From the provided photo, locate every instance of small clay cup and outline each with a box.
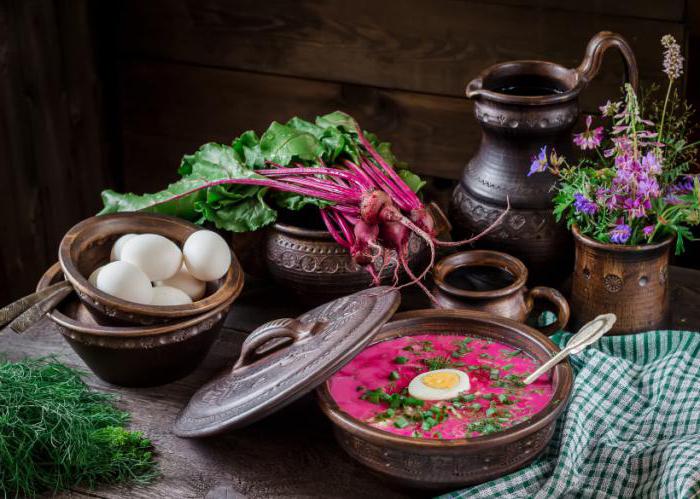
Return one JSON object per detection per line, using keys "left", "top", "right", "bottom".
{"left": 38, "top": 263, "right": 233, "bottom": 387}
{"left": 432, "top": 250, "right": 569, "bottom": 335}
{"left": 59, "top": 213, "right": 244, "bottom": 325}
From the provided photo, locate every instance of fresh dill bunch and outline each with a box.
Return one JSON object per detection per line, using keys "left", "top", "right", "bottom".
{"left": 0, "top": 358, "right": 158, "bottom": 497}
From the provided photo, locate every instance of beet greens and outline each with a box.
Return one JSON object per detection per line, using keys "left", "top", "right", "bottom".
{"left": 100, "top": 111, "right": 505, "bottom": 292}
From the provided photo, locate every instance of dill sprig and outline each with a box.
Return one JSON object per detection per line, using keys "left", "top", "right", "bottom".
{"left": 0, "top": 358, "right": 158, "bottom": 497}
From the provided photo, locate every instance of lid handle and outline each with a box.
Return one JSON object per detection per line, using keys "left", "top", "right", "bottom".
{"left": 232, "top": 318, "right": 323, "bottom": 371}
{"left": 575, "top": 31, "right": 638, "bottom": 91}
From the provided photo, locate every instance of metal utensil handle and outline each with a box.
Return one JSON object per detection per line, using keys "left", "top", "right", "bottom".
{"left": 0, "top": 280, "right": 72, "bottom": 329}
{"left": 523, "top": 313, "right": 617, "bottom": 385}
{"left": 8, "top": 284, "right": 73, "bottom": 334}
{"left": 576, "top": 31, "right": 639, "bottom": 91}
{"left": 524, "top": 348, "right": 570, "bottom": 385}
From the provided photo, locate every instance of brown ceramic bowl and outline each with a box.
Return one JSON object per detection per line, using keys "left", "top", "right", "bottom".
{"left": 317, "top": 308, "right": 573, "bottom": 490}
{"left": 38, "top": 263, "right": 235, "bottom": 387}
{"left": 59, "top": 212, "right": 244, "bottom": 325}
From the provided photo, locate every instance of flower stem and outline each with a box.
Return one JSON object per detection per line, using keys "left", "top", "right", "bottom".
{"left": 658, "top": 78, "right": 674, "bottom": 145}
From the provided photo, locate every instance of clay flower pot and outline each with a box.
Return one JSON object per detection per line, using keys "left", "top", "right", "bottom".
{"left": 570, "top": 226, "right": 672, "bottom": 335}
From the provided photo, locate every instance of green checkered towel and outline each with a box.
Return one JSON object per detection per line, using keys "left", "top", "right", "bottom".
{"left": 441, "top": 330, "right": 700, "bottom": 499}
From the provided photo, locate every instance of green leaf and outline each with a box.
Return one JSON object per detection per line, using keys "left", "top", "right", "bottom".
{"left": 197, "top": 189, "right": 277, "bottom": 232}
{"left": 397, "top": 169, "right": 426, "bottom": 193}
{"left": 98, "top": 178, "right": 205, "bottom": 221}
{"left": 286, "top": 117, "right": 323, "bottom": 138}
{"left": 270, "top": 190, "right": 333, "bottom": 211}
{"left": 260, "top": 122, "right": 323, "bottom": 165}
{"left": 315, "top": 111, "right": 358, "bottom": 132}
{"left": 232, "top": 130, "right": 265, "bottom": 168}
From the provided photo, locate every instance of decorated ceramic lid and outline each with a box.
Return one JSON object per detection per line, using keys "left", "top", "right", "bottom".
{"left": 173, "top": 286, "right": 400, "bottom": 437}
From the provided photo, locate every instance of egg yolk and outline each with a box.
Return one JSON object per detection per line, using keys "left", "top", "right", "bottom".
{"left": 422, "top": 371, "right": 460, "bottom": 390}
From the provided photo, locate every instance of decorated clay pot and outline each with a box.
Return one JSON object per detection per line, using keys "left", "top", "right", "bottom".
{"left": 570, "top": 226, "right": 672, "bottom": 335}
{"left": 450, "top": 31, "right": 638, "bottom": 284}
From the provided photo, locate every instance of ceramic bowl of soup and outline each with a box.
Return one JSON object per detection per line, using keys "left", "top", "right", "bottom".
{"left": 316, "top": 308, "right": 573, "bottom": 490}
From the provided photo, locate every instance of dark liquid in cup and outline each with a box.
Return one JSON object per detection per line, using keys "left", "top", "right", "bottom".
{"left": 491, "top": 75, "right": 566, "bottom": 96}
{"left": 445, "top": 265, "right": 516, "bottom": 292}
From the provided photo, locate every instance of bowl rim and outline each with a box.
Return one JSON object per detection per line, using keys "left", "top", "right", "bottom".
{"left": 432, "top": 250, "right": 528, "bottom": 299}
{"left": 38, "top": 262, "right": 238, "bottom": 337}
{"left": 317, "top": 308, "right": 573, "bottom": 449}
{"left": 58, "top": 213, "right": 244, "bottom": 319}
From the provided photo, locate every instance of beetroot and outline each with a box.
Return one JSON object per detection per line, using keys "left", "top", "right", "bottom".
{"left": 115, "top": 119, "right": 507, "bottom": 299}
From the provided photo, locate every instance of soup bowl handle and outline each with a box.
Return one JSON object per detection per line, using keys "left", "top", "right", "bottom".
{"left": 575, "top": 31, "right": 639, "bottom": 91}
{"left": 526, "top": 286, "right": 570, "bottom": 335}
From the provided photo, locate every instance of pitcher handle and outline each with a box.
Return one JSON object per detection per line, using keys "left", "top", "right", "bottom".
{"left": 576, "top": 31, "right": 638, "bottom": 91}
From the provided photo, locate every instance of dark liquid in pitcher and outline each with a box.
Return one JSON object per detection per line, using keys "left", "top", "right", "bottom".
{"left": 445, "top": 265, "right": 516, "bottom": 292}
{"left": 491, "top": 75, "right": 565, "bottom": 96}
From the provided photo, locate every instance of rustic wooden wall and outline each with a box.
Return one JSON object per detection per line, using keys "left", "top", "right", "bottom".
{"left": 0, "top": 0, "right": 696, "bottom": 300}
{"left": 0, "top": 0, "right": 114, "bottom": 303}
{"left": 114, "top": 0, "right": 689, "bottom": 193}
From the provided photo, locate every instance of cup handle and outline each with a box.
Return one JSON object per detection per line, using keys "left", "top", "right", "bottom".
{"left": 526, "top": 286, "right": 570, "bottom": 335}
{"left": 232, "top": 318, "right": 322, "bottom": 370}
{"left": 575, "top": 31, "right": 639, "bottom": 91}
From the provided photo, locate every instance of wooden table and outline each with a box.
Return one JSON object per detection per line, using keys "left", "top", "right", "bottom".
{"left": 4, "top": 267, "right": 700, "bottom": 499}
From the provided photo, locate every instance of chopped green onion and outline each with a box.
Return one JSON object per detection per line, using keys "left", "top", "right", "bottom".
{"left": 394, "top": 356, "right": 409, "bottom": 364}
{"left": 389, "top": 370, "right": 400, "bottom": 381}
{"left": 394, "top": 417, "right": 410, "bottom": 429}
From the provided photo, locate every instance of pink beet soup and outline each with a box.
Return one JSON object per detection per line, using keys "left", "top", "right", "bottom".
{"left": 328, "top": 334, "right": 555, "bottom": 440}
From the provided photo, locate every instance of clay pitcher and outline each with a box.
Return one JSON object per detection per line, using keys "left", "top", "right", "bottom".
{"left": 450, "top": 31, "right": 638, "bottom": 284}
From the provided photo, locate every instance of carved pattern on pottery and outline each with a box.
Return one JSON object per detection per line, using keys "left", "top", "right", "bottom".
{"left": 336, "top": 424, "right": 552, "bottom": 483}
{"left": 474, "top": 107, "right": 577, "bottom": 130}
{"left": 660, "top": 266, "right": 668, "bottom": 284}
{"left": 266, "top": 233, "right": 423, "bottom": 276}
{"left": 451, "top": 187, "right": 554, "bottom": 241}
{"left": 603, "top": 274, "right": 623, "bottom": 293}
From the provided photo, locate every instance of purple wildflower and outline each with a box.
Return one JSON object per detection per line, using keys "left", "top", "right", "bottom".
{"left": 669, "top": 175, "right": 695, "bottom": 195}
{"left": 573, "top": 115, "right": 604, "bottom": 150}
{"left": 528, "top": 146, "right": 549, "bottom": 176}
{"left": 573, "top": 193, "right": 597, "bottom": 215}
{"left": 609, "top": 223, "right": 631, "bottom": 244}
{"left": 643, "top": 225, "right": 655, "bottom": 237}
{"left": 661, "top": 34, "right": 684, "bottom": 80}
{"left": 640, "top": 151, "right": 662, "bottom": 175}
{"left": 599, "top": 100, "right": 621, "bottom": 117}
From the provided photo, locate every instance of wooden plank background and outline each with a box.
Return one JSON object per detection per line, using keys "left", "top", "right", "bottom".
{"left": 0, "top": 0, "right": 696, "bottom": 300}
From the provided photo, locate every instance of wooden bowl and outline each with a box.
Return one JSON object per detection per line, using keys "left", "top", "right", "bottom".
{"left": 316, "top": 309, "right": 573, "bottom": 490}
{"left": 38, "top": 263, "right": 235, "bottom": 387}
{"left": 59, "top": 213, "right": 244, "bottom": 325}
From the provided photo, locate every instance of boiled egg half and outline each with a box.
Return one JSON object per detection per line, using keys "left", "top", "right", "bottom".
{"left": 407, "top": 368, "right": 470, "bottom": 401}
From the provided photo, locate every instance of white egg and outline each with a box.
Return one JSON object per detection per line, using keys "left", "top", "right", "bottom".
{"left": 407, "top": 369, "right": 471, "bottom": 401}
{"left": 182, "top": 230, "right": 231, "bottom": 281}
{"left": 150, "top": 285, "right": 193, "bottom": 306}
{"left": 121, "top": 233, "right": 182, "bottom": 281}
{"left": 95, "top": 261, "right": 153, "bottom": 305}
{"left": 88, "top": 266, "right": 103, "bottom": 286}
{"left": 156, "top": 263, "right": 206, "bottom": 301}
{"left": 110, "top": 233, "right": 137, "bottom": 261}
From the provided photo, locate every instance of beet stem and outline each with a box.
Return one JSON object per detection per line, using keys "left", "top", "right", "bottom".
{"left": 320, "top": 209, "right": 351, "bottom": 249}
{"left": 435, "top": 196, "right": 511, "bottom": 247}
{"left": 354, "top": 125, "right": 422, "bottom": 209}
